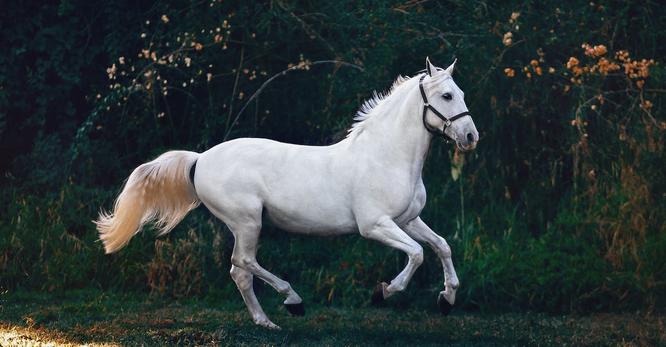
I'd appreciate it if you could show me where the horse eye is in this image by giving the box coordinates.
[442,93,452,101]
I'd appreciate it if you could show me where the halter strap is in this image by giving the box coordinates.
[419,74,470,140]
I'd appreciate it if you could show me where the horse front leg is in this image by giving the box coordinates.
[358,215,424,301]
[403,217,459,315]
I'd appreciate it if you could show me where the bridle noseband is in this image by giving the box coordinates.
[419,74,471,141]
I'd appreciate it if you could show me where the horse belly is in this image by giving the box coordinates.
[265,200,357,235]
[268,209,357,236]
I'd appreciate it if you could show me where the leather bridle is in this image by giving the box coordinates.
[419,74,471,141]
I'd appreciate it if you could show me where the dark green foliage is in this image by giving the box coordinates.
[1,0,664,313]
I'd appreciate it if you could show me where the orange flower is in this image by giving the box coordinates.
[593,45,607,56]
[640,100,653,110]
[615,50,630,62]
[504,68,516,77]
[595,57,620,75]
[582,43,607,57]
[502,32,513,46]
[509,12,521,23]
[566,57,579,69]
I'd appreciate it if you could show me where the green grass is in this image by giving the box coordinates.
[1,289,664,346]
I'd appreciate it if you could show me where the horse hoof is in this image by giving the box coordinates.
[285,302,305,316]
[371,282,387,306]
[437,293,453,315]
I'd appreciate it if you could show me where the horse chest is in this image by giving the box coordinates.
[394,181,427,226]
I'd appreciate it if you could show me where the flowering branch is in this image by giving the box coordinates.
[223,60,365,140]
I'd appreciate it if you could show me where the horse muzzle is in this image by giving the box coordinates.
[456,130,478,152]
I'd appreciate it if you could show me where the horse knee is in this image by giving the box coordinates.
[441,243,452,258]
[435,238,452,258]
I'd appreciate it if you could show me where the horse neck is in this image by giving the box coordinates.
[351,79,433,177]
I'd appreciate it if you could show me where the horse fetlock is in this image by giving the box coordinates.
[274,281,293,295]
[447,275,460,290]
[253,316,280,330]
[387,280,407,294]
[252,313,268,323]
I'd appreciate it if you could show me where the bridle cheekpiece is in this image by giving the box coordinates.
[419,74,471,142]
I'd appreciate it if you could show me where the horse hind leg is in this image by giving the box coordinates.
[227,218,304,325]
[203,192,304,327]
[229,265,279,329]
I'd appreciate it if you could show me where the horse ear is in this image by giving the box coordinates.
[425,57,437,77]
[444,58,457,75]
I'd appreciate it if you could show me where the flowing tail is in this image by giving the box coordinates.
[95,150,200,253]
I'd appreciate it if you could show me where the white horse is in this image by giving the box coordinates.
[96,58,478,329]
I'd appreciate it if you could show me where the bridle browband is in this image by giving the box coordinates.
[418,74,471,141]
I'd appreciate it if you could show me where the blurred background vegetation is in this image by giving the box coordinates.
[1,0,664,313]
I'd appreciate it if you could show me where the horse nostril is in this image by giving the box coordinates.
[466,132,474,143]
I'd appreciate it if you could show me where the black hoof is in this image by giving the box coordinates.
[285,302,305,316]
[437,293,453,315]
[371,282,387,306]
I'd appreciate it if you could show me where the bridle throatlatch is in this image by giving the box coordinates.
[419,74,471,142]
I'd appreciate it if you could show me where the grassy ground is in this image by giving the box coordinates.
[0,289,664,346]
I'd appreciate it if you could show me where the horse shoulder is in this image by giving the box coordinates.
[393,178,427,226]
[412,179,427,213]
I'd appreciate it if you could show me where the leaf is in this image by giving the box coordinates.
[451,165,461,181]
[451,150,464,181]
